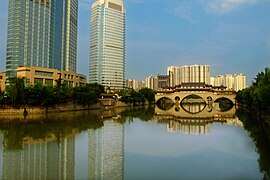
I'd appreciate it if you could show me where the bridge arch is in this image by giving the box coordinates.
[180,94,207,105]
[156,97,174,111]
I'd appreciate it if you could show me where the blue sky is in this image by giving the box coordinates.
[1,0,270,84]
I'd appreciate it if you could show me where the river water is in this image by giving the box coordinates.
[0,105,268,180]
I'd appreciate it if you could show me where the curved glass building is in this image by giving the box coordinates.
[6,0,78,77]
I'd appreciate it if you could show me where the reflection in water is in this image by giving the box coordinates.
[236,108,270,179]
[164,118,243,135]
[155,104,242,135]
[181,103,206,114]
[0,110,124,180]
[88,120,124,180]
[2,136,75,179]
[0,106,267,179]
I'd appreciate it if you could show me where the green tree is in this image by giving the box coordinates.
[6,77,25,107]
[139,88,155,103]
[72,83,105,106]
[236,67,270,112]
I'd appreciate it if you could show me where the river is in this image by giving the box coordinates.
[0,105,269,179]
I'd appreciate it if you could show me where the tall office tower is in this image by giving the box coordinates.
[181,65,210,84]
[234,73,246,91]
[6,0,78,77]
[167,66,180,87]
[89,0,126,89]
[55,0,78,72]
[88,120,124,180]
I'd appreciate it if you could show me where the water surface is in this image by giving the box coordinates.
[0,106,266,179]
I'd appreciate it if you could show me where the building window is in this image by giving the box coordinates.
[34,78,43,85]
[35,71,53,77]
[24,79,30,87]
[45,79,53,86]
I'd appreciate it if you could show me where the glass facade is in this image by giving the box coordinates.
[60,0,78,72]
[6,0,78,77]
[89,0,126,90]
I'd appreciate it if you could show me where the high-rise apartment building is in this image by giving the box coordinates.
[145,75,158,90]
[211,73,246,91]
[181,65,210,84]
[157,74,169,89]
[137,80,146,90]
[234,73,246,91]
[224,74,234,90]
[89,0,126,90]
[126,79,138,90]
[167,66,180,87]
[6,0,78,77]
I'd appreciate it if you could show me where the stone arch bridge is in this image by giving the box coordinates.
[155,83,236,104]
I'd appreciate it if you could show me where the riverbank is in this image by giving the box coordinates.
[0,99,151,117]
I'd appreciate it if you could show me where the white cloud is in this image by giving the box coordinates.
[170,3,197,23]
[201,0,257,13]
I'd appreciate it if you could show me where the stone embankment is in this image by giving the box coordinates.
[0,99,150,117]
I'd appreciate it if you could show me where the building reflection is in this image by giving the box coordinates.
[181,103,206,114]
[0,109,126,180]
[1,136,75,180]
[88,120,124,180]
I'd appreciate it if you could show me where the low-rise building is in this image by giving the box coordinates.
[0,72,6,92]
[17,66,86,87]
[1,66,86,92]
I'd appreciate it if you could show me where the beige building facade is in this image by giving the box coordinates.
[0,66,86,92]
[16,66,86,87]
[145,75,158,91]
[167,66,181,87]
[181,65,210,85]
[126,79,138,90]
[0,72,6,92]
[211,73,246,91]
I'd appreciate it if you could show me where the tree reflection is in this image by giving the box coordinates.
[237,108,270,179]
[118,106,155,124]
[0,111,103,150]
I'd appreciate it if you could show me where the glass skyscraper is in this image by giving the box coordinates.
[6,0,78,77]
[89,0,126,90]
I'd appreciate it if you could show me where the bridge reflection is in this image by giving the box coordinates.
[154,104,242,135]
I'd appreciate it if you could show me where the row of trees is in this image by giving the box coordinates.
[0,77,155,108]
[236,67,270,113]
[0,77,105,107]
[119,88,155,104]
